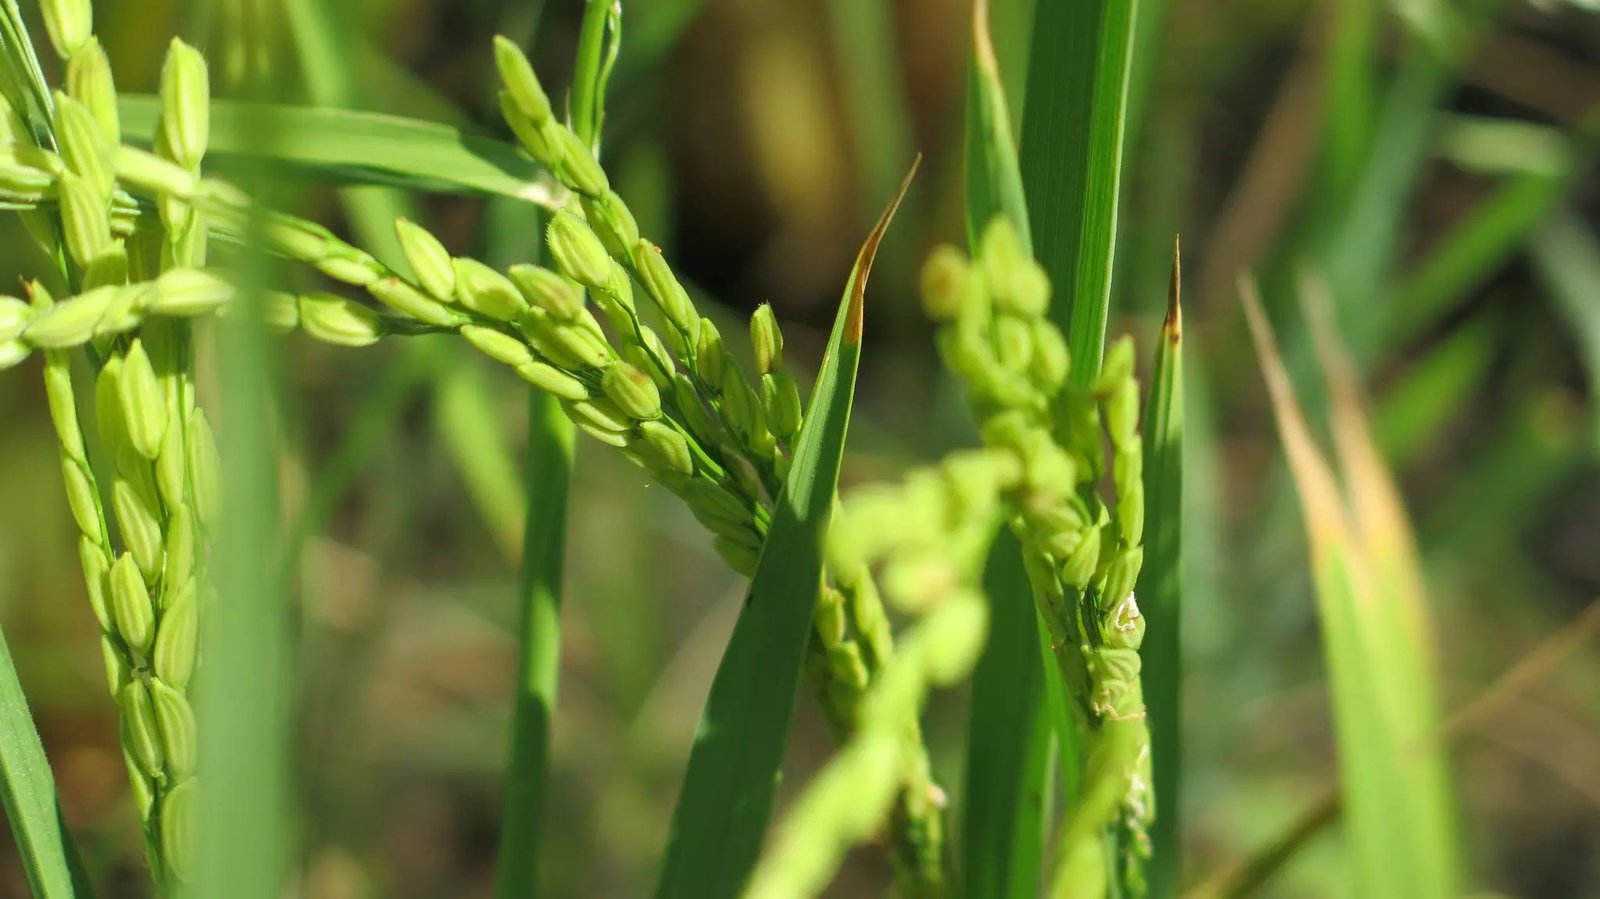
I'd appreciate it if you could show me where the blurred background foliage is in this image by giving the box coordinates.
[0,0,1597,896]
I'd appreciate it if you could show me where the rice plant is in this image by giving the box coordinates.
[0,0,1595,896]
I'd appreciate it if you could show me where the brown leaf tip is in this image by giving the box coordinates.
[847,154,921,344]
[1165,234,1182,340]
[973,0,999,77]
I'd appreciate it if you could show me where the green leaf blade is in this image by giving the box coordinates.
[1387,167,1570,349]
[1138,244,1184,899]
[1019,0,1139,384]
[197,238,292,899]
[0,625,90,899]
[654,165,914,899]
[118,95,558,206]
[1240,277,1459,899]
[962,531,1048,899]
[1013,0,1144,892]
[965,0,1032,253]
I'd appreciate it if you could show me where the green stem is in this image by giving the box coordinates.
[494,390,574,899]
[195,241,289,899]
[495,3,611,890]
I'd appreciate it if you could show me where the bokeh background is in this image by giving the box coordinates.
[1,0,1598,896]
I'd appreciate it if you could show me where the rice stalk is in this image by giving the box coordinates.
[657,166,902,898]
[0,10,1177,893]
[2,1,218,884]
[739,217,1161,897]
[923,219,1155,897]
[61,30,951,887]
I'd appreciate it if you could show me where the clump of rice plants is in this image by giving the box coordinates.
[0,0,1172,895]
[0,0,1519,897]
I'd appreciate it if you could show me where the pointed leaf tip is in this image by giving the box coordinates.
[1239,272,1349,554]
[973,0,1000,77]
[847,154,920,344]
[1166,235,1182,337]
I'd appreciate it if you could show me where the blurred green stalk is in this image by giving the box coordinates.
[495,390,573,898]
[494,3,614,893]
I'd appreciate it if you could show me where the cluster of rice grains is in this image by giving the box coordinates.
[749,446,1012,898]
[0,0,212,884]
[923,221,1154,897]
[3,17,956,892]
[0,7,1156,894]
[738,221,1156,898]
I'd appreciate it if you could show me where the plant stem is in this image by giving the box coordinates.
[495,390,574,899]
[195,228,289,899]
[496,4,610,891]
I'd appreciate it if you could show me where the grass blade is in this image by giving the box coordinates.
[570,0,617,149]
[1016,0,1142,889]
[494,389,573,899]
[1019,0,1139,380]
[1188,601,1600,899]
[1435,115,1574,177]
[1315,5,1496,353]
[1239,275,1458,899]
[965,0,1030,253]
[1139,242,1184,898]
[655,164,914,899]
[1317,0,1378,204]
[192,52,298,895]
[1373,317,1496,464]
[119,95,560,206]
[1310,271,1461,893]
[0,623,91,898]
